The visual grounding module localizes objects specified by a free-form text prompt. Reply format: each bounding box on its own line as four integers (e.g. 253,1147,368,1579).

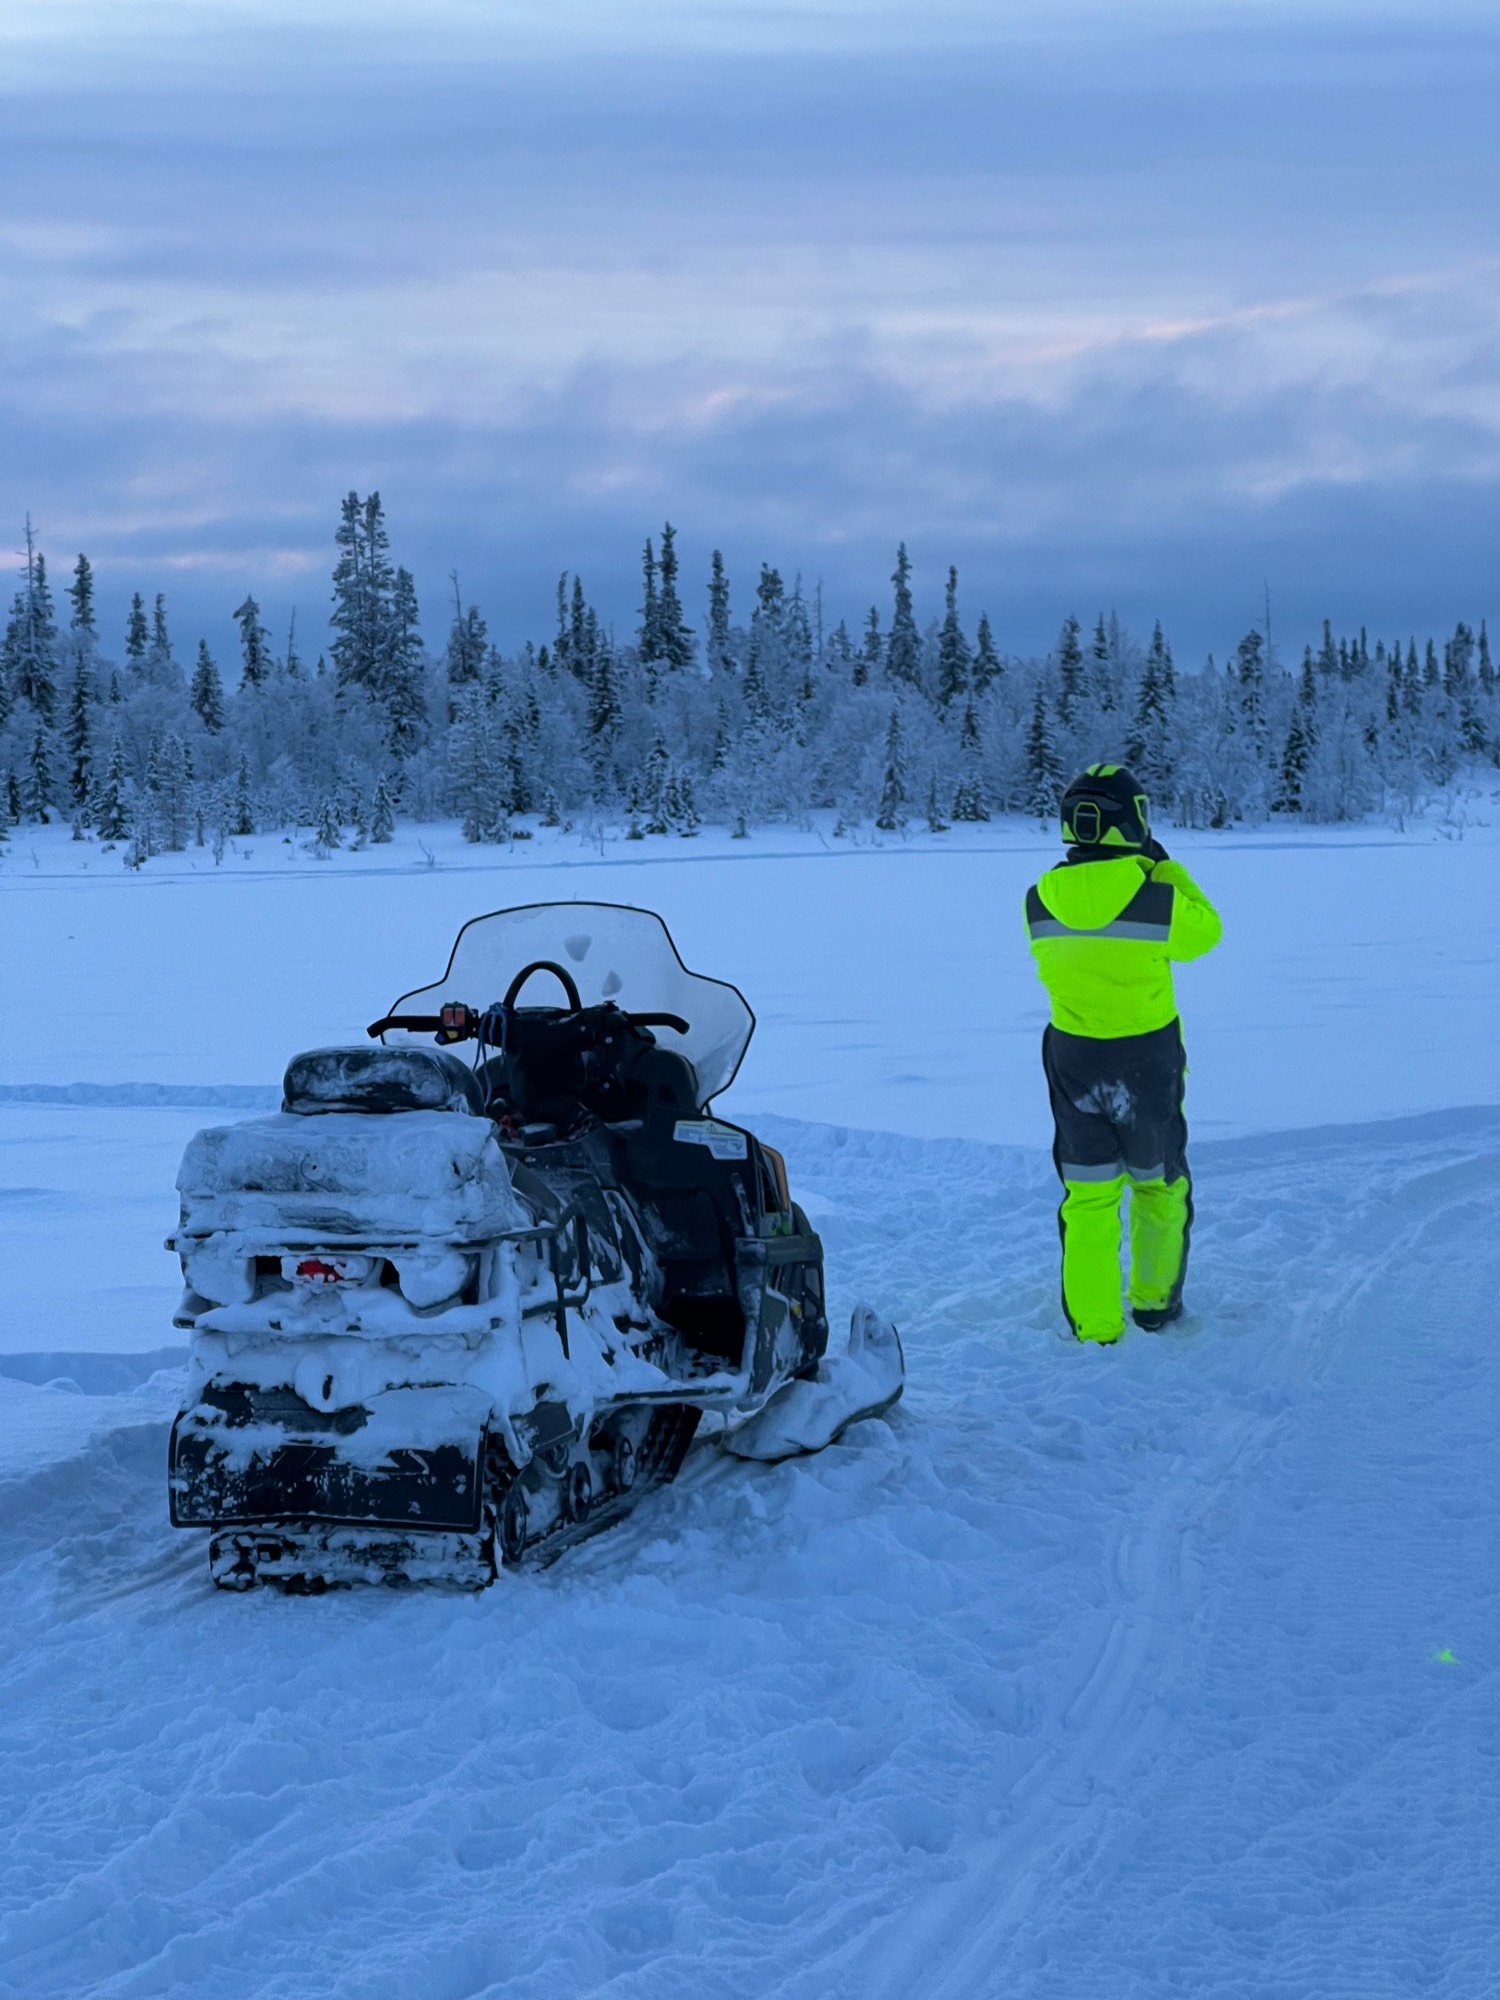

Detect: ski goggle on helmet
1059,764,1151,850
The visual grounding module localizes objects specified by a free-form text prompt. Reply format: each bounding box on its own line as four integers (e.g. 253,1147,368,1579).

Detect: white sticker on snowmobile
673,1119,748,1160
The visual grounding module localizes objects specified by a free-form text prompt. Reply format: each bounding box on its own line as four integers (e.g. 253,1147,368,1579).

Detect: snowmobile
167,902,903,1589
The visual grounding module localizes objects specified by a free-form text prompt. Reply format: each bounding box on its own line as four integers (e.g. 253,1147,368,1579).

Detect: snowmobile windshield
383,902,755,1104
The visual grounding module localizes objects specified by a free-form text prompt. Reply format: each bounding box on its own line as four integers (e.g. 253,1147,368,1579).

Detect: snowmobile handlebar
365,1004,692,1041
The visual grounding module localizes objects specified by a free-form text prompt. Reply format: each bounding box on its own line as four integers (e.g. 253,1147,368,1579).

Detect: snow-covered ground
2,811,1498,1996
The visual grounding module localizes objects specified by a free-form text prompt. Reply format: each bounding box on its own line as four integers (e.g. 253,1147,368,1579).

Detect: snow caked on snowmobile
167,903,903,1589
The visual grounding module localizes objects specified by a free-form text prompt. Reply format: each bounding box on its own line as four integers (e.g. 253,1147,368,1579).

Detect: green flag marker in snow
1433,1648,1459,1665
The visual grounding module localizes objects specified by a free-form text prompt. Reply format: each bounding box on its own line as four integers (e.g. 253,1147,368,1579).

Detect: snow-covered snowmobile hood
1035,854,1154,930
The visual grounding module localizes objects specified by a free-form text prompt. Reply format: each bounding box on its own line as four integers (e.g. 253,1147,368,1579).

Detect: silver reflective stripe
1125,1163,1166,1184
1060,1160,1125,1183
1030,920,1171,941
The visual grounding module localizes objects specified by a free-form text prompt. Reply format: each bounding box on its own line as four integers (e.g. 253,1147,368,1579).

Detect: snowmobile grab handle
502,960,584,1010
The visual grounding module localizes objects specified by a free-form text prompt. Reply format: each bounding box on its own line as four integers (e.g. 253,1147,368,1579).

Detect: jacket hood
1037,854,1149,929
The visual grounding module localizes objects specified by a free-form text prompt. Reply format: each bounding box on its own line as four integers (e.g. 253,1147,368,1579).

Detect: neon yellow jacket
1024,855,1222,1038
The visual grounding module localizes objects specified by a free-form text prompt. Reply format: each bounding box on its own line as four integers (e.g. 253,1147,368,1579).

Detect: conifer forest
1,492,1494,862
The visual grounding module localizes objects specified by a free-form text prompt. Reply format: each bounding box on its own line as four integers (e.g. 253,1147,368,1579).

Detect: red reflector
296,1258,345,1284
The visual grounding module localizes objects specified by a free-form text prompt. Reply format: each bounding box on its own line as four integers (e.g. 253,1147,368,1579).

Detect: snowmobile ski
721,1307,904,1463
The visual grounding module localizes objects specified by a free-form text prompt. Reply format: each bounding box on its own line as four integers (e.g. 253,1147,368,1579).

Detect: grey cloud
4,14,1500,667
7,313,1500,668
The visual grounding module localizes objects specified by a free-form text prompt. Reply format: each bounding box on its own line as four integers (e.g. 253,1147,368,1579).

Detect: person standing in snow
1024,764,1222,1344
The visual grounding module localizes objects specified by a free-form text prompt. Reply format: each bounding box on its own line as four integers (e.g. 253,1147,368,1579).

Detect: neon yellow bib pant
1041,1019,1193,1343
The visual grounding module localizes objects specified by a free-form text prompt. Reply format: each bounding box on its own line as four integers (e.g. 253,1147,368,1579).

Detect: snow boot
1131,1300,1184,1332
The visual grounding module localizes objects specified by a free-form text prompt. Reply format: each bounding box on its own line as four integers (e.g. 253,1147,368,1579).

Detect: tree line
0,494,1494,862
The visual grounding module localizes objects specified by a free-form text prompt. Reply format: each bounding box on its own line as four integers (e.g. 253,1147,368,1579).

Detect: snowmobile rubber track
206,1403,703,1590
498,1403,703,1572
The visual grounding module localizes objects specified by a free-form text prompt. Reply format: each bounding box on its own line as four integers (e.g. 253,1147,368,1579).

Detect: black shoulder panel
1122,878,1174,927
1025,884,1050,926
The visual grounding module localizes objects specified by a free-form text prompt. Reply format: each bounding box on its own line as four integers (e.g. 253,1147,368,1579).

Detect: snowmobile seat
477,1019,703,1132
618,1044,702,1125
282,1045,485,1117
610,1064,755,1364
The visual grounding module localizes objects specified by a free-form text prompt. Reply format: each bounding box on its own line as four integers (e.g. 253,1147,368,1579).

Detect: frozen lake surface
1,813,1497,1996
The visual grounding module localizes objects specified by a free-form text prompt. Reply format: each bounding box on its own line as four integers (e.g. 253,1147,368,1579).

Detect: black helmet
1060,764,1150,851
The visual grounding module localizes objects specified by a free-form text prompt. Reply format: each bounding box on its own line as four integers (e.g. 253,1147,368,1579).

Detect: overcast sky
4,0,1499,666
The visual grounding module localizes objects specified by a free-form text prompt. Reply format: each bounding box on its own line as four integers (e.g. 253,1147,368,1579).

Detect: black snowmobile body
167,902,834,1589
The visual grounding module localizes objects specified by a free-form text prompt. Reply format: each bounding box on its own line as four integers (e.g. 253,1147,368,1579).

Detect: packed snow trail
2,1108,1498,1998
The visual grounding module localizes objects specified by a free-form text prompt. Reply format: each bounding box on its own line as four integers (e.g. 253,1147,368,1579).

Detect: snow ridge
0,1083,281,1111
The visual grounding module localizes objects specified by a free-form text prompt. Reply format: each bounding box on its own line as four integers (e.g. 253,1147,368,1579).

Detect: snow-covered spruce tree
443,581,487,696
190,642,226,733
555,574,602,692
315,794,342,852
951,699,991,822
1,521,59,726
1024,688,1064,820
1444,622,1487,755
655,523,695,673
936,566,971,711
330,491,395,697
707,549,733,676
641,732,673,836
586,642,624,799
142,593,178,689
1233,628,1269,763
855,607,880,687
229,755,256,837
90,739,130,843
636,536,662,691
1089,614,1116,713
1273,655,1317,813
377,566,428,756
370,777,395,843
1055,616,1084,730
124,592,149,668
885,545,922,687
971,612,1002,697
1124,620,1176,799
146,732,191,851
234,595,273,691
24,721,54,821
676,772,701,836
64,657,94,808
784,578,815,719
450,685,514,843
67,554,96,642
875,706,908,831
283,608,303,681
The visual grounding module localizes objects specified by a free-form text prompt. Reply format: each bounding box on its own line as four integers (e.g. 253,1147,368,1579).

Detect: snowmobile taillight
283,1254,373,1288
